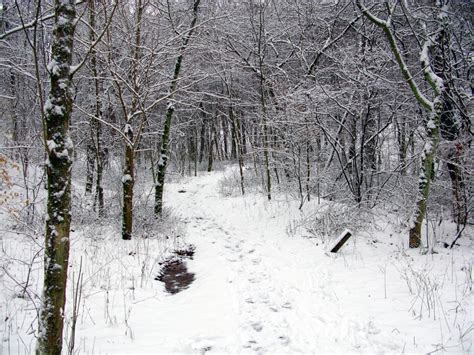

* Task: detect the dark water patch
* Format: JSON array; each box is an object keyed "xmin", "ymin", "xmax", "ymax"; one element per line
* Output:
[
  {"xmin": 155, "ymin": 259, "xmax": 195, "ymax": 294},
  {"xmin": 155, "ymin": 244, "xmax": 196, "ymax": 294}
]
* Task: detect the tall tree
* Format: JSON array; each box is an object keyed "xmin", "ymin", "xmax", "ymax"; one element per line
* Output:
[
  {"xmin": 154, "ymin": 0, "xmax": 201, "ymax": 215},
  {"xmin": 36, "ymin": 0, "xmax": 76, "ymax": 352},
  {"xmin": 356, "ymin": 0, "xmax": 449, "ymax": 248}
]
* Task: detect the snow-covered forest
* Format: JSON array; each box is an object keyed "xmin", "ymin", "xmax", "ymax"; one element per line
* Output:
[{"xmin": 0, "ymin": 0, "xmax": 472, "ymax": 353}]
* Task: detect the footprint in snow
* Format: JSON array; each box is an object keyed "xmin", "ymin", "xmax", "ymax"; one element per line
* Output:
[
  {"xmin": 251, "ymin": 322, "xmax": 263, "ymax": 332},
  {"xmin": 191, "ymin": 339, "xmax": 214, "ymax": 354},
  {"xmin": 269, "ymin": 305, "xmax": 279, "ymax": 312},
  {"xmin": 278, "ymin": 335, "xmax": 290, "ymax": 346},
  {"xmin": 243, "ymin": 339, "xmax": 261, "ymax": 351}
]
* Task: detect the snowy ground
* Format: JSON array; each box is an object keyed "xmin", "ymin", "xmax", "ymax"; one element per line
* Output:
[{"xmin": 1, "ymin": 166, "xmax": 473, "ymax": 354}]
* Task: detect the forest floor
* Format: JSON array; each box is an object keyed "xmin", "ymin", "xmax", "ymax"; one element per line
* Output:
[{"xmin": 1, "ymin": 165, "xmax": 473, "ymax": 354}]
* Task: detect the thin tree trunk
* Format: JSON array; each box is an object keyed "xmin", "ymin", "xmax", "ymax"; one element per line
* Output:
[
  {"xmin": 198, "ymin": 118, "xmax": 206, "ymax": 164},
  {"xmin": 306, "ymin": 139, "xmax": 311, "ymax": 203},
  {"xmin": 122, "ymin": 0, "xmax": 143, "ymax": 240},
  {"xmin": 85, "ymin": 143, "xmax": 94, "ymax": 194},
  {"xmin": 409, "ymin": 99, "xmax": 441, "ymax": 247},
  {"xmin": 241, "ymin": 120, "xmax": 247, "ymax": 155},
  {"xmin": 230, "ymin": 117, "xmax": 237, "ymax": 160},
  {"xmin": 188, "ymin": 126, "xmax": 196, "ymax": 176},
  {"xmin": 36, "ymin": 0, "xmax": 75, "ymax": 353},
  {"xmin": 358, "ymin": 1, "xmax": 444, "ymax": 248},
  {"xmin": 226, "ymin": 80, "xmax": 245, "ymax": 194},
  {"xmin": 122, "ymin": 129, "xmax": 134, "ymax": 240},
  {"xmin": 89, "ymin": 0, "xmax": 104, "ymax": 216},
  {"xmin": 194, "ymin": 126, "xmax": 198, "ymax": 176},
  {"xmin": 235, "ymin": 117, "xmax": 245, "ymax": 195},
  {"xmin": 222, "ymin": 115, "xmax": 228, "ymax": 159},
  {"xmin": 154, "ymin": 0, "xmax": 201, "ymax": 215},
  {"xmin": 447, "ymin": 157, "xmax": 466, "ymax": 228},
  {"xmin": 10, "ymin": 70, "xmax": 19, "ymax": 160},
  {"xmin": 394, "ymin": 115, "xmax": 407, "ymax": 175},
  {"xmin": 207, "ymin": 122, "xmax": 214, "ymax": 172},
  {"xmin": 260, "ymin": 82, "xmax": 271, "ymax": 200}
]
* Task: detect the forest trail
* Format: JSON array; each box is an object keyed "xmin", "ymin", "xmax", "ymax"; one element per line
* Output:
[
  {"xmin": 167, "ymin": 168, "xmax": 399, "ymax": 353},
  {"xmin": 2, "ymin": 167, "xmax": 471, "ymax": 354}
]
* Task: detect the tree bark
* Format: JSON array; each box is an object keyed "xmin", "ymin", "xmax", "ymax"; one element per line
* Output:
[
  {"xmin": 89, "ymin": 0, "xmax": 104, "ymax": 216},
  {"xmin": 154, "ymin": 0, "xmax": 201, "ymax": 215},
  {"xmin": 121, "ymin": 0, "xmax": 143, "ymax": 239},
  {"xmin": 358, "ymin": 0, "xmax": 444, "ymax": 248},
  {"xmin": 122, "ymin": 127, "xmax": 134, "ymax": 240},
  {"xmin": 36, "ymin": 0, "xmax": 75, "ymax": 353},
  {"xmin": 409, "ymin": 99, "xmax": 441, "ymax": 247}
]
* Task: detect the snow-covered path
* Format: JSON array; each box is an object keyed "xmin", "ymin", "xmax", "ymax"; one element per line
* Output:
[
  {"xmin": 2, "ymin": 167, "xmax": 472, "ymax": 354},
  {"xmin": 166, "ymin": 170, "xmax": 402, "ymax": 353}
]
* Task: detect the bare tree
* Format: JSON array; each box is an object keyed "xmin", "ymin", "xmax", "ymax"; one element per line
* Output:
[
  {"xmin": 154, "ymin": 0, "xmax": 202, "ymax": 215},
  {"xmin": 36, "ymin": 0, "xmax": 76, "ymax": 352}
]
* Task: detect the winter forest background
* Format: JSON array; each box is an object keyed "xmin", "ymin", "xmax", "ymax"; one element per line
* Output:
[{"xmin": 0, "ymin": 0, "xmax": 472, "ymax": 354}]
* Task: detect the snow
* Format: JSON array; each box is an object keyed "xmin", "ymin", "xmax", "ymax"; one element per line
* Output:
[
  {"xmin": 43, "ymin": 99, "xmax": 53, "ymax": 112},
  {"xmin": 1, "ymin": 166, "xmax": 473, "ymax": 354},
  {"xmin": 122, "ymin": 174, "xmax": 133, "ymax": 183},
  {"xmin": 47, "ymin": 59, "xmax": 62, "ymax": 76},
  {"xmin": 421, "ymin": 38, "xmax": 444, "ymax": 94},
  {"xmin": 46, "ymin": 139, "xmax": 57, "ymax": 152},
  {"xmin": 427, "ymin": 119, "xmax": 436, "ymax": 130},
  {"xmin": 166, "ymin": 101, "xmax": 175, "ymax": 111},
  {"xmin": 158, "ymin": 154, "xmax": 167, "ymax": 167},
  {"xmin": 57, "ymin": 16, "xmax": 69, "ymax": 27},
  {"xmin": 124, "ymin": 123, "xmax": 133, "ymax": 135}
]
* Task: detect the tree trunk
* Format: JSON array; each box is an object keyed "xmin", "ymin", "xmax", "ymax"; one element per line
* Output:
[
  {"xmin": 36, "ymin": 0, "xmax": 75, "ymax": 353},
  {"xmin": 207, "ymin": 121, "xmax": 214, "ymax": 172},
  {"xmin": 154, "ymin": 0, "xmax": 201, "ymax": 215},
  {"xmin": 222, "ymin": 115, "xmax": 228, "ymax": 159},
  {"xmin": 85, "ymin": 143, "xmax": 95, "ymax": 194},
  {"xmin": 447, "ymin": 155, "xmax": 466, "ymax": 228},
  {"xmin": 241, "ymin": 120, "xmax": 247, "ymax": 156},
  {"xmin": 260, "ymin": 84, "xmax": 271, "ymax": 200},
  {"xmin": 122, "ymin": 127, "xmax": 134, "ymax": 240},
  {"xmin": 226, "ymin": 81, "xmax": 245, "ymax": 194},
  {"xmin": 357, "ymin": 0, "xmax": 444, "ymax": 248},
  {"xmin": 409, "ymin": 99, "xmax": 441, "ymax": 248},
  {"xmin": 306, "ymin": 139, "xmax": 311, "ymax": 203},
  {"xmin": 198, "ymin": 118, "xmax": 206, "ymax": 164},
  {"xmin": 188, "ymin": 126, "xmax": 196, "ymax": 176},
  {"xmin": 230, "ymin": 117, "xmax": 237, "ymax": 160},
  {"xmin": 194, "ymin": 126, "xmax": 198, "ymax": 176},
  {"xmin": 89, "ymin": 0, "xmax": 104, "ymax": 216}
]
